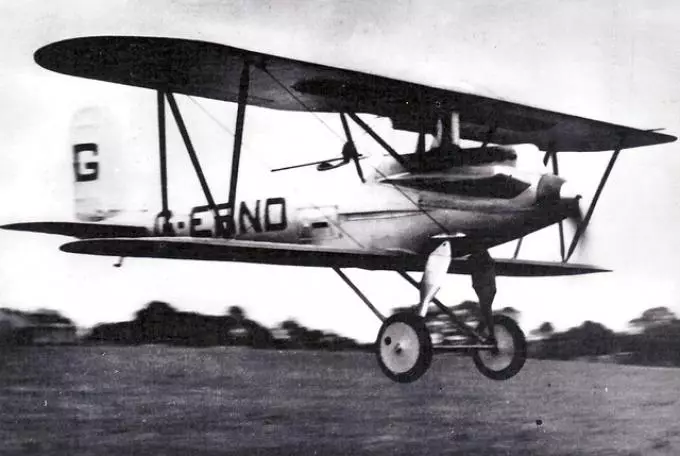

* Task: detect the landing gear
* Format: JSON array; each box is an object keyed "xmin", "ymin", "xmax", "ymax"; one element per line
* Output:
[
  {"xmin": 376, "ymin": 312, "xmax": 433, "ymax": 383},
  {"xmin": 472, "ymin": 314, "xmax": 527, "ymax": 381},
  {"xmin": 375, "ymin": 310, "xmax": 526, "ymax": 383},
  {"xmin": 335, "ymin": 248, "xmax": 529, "ymax": 383}
]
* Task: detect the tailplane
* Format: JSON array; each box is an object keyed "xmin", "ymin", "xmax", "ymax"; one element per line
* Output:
[{"xmin": 1, "ymin": 107, "xmax": 149, "ymax": 240}]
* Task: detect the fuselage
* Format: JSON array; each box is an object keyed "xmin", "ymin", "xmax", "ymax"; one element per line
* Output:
[{"xmin": 137, "ymin": 153, "xmax": 572, "ymax": 256}]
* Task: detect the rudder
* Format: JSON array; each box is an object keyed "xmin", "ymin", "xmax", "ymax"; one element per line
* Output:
[{"xmin": 70, "ymin": 107, "xmax": 123, "ymax": 221}]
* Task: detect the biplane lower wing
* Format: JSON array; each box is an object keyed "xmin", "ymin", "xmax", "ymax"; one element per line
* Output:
[{"xmin": 59, "ymin": 237, "xmax": 609, "ymax": 277}]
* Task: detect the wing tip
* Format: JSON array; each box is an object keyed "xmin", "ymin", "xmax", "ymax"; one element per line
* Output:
[
  {"xmin": 489, "ymin": 258, "xmax": 612, "ymax": 277},
  {"xmin": 59, "ymin": 240, "xmax": 90, "ymax": 254}
]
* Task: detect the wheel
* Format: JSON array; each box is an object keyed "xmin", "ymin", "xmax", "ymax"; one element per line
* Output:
[
  {"xmin": 472, "ymin": 314, "xmax": 527, "ymax": 381},
  {"xmin": 375, "ymin": 312, "xmax": 433, "ymax": 383}
]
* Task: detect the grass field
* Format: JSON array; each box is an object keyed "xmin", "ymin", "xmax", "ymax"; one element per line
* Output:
[{"xmin": 1, "ymin": 346, "xmax": 678, "ymax": 455}]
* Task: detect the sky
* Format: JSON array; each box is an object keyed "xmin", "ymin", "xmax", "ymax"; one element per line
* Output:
[{"xmin": 1, "ymin": 0, "xmax": 680, "ymax": 341}]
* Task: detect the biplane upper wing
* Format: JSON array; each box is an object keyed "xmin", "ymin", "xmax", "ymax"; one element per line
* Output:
[
  {"xmin": 35, "ymin": 36, "xmax": 675, "ymax": 152},
  {"xmin": 59, "ymin": 237, "xmax": 608, "ymax": 277}
]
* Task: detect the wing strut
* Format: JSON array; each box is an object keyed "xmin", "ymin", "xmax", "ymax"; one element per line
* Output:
[
  {"xmin": 339, "ymin": 113, "xmax": 365, "ymax": 183},
  {"xmin": 347, "ymin": 112, "xmax": 409, "ymax": 169},
  {"xmin": 228, "ymin": 62, "xmax": 250, "ymax": 225},
  {"xmin": 512, "ymin": 236, "xmax": 524, "ymax": 259},
  {"xmin": 565, "ymin": 144, "xmax": 622, "ymax": 261},
  {"xmin": 334, "ymin": 268, "xmax": 385, "ymax": 322},
  {"xmin": 157, "ymin": 90, "xmax": 172, "ymax": 235},
  {"xmin": 166, "ymin": 92, "xmax": 225, "ymax": 236},
  {"xmin": 526, "ymin": 141, "xmax": 623, "ymax": 263}
]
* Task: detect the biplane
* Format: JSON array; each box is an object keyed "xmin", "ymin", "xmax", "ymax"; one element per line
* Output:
[{"xmin": 3, "ymin": 36, "xmax": 675, "ymax": 382}]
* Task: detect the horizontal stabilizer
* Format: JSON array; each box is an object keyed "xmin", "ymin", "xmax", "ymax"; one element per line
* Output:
[
  {"xmin": 59, "ymin": 237, "xmax": 609, "ymax": 276},
  {"xmin": 2, "ymin": 222, "xmax": 149, "ymax": 239}
]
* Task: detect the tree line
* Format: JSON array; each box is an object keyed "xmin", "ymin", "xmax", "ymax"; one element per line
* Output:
[
  {"xmin": 85, "ymin": 301, "xmax": 362, "ymax": 351},
  {"xmin": 528, "ymin": 306, "xmax": 680, "ymax": 366},
  {"xmin": 4, "ymin": 301, "xmax": 680, "ymax": 367}
]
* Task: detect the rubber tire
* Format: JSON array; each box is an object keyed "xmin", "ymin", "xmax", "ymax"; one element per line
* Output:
[
  {"xmin": 472, "ymin": 314, "xmax": 527, "ymax": 381},
  {"xmin": 375, "ymin": 312, "xmax": 433, "ymax": 383}
]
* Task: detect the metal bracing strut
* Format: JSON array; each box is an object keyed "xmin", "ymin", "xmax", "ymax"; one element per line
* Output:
[
  {"xmin": 334, "ymin": 268, "xmax": 385, "ymax": 322},
  {"xmin": 513, "ymin": 237, "xmax": 524, "ymax": 259},
  {"xmin": 157, "ymin": 90, "xmax": 171, "ymax": 234},
  {"xmin": 413, "ymin": 97, "xmax": 429, "ymax": 170},
  {"xmin": 339, "ymin": 112, "xmax": 365, "ymax": 183},
  {"xmin": 542, "ymin": 150, "xmax": 552, "ymax": 166},
  {"xmin": 228, "ymin": 62, "xmax": 251, "ymax": 227},
  {"xmin": 347, "ymin": 112, "xmax": 408, "ymax": 168},
  {"xmin": 396, "ymin": 271, "xmax": 486, "ymax": 343},
  {"xmin": 565, "ymin": 146, "xmax": 622, "ymax": 261},
  {"xmin": 166, "ymin": 92, "xmax": 223, "ymax": 235}
]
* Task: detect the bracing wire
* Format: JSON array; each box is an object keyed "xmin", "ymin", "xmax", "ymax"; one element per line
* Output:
[
  {"xmin": 185, "ymin": 95, "xmax": 367, "ymax": 249},
  {"xmin": 259, "ymin": 67, "xmax": 451, "ymax": 237}
]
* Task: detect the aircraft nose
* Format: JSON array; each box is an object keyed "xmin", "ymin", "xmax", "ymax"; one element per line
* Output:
[
  {"xmin": 536, "ymin": 174, "xmax": 583, "ymax": 217},
  {"xmin": 536, "ymin": 174, "xmax": 583, "ymax": 203},
  {"xmin": 536, "ymin": 174, "xmax": 565, "ymax": 203},
  {"xmin": 558, "ymin": 181, "xmax": 582, "ymax": 201}
]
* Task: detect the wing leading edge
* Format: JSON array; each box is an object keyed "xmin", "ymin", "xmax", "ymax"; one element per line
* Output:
[
  {"xmin": 60, "ymin": 237, "xmax": 609, "ymax": 277},
  {"xmin": 34, "ymin": 36, "xmax": 676, "ymax": 152}
]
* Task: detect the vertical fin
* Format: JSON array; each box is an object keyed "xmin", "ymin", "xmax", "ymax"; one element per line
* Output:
[{"xmin": 70, "ymin": 107, "xmax": 122, "ymax": 221}]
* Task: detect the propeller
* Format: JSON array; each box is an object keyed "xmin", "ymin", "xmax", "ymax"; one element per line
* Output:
[
  {"xmin": 559, "ymin": 181, "xmax": 588, "ymax": 258},
  {"xmin": 270, "ymin": 149, "xmax": 364, "ymax": 173},
  {"xmin": 317, "ymin": 141, "xmax": 356, "ymax": 171},
  {"xmin": 271, "ymin": 111, "xmax": 366, "ymax": 184}
]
